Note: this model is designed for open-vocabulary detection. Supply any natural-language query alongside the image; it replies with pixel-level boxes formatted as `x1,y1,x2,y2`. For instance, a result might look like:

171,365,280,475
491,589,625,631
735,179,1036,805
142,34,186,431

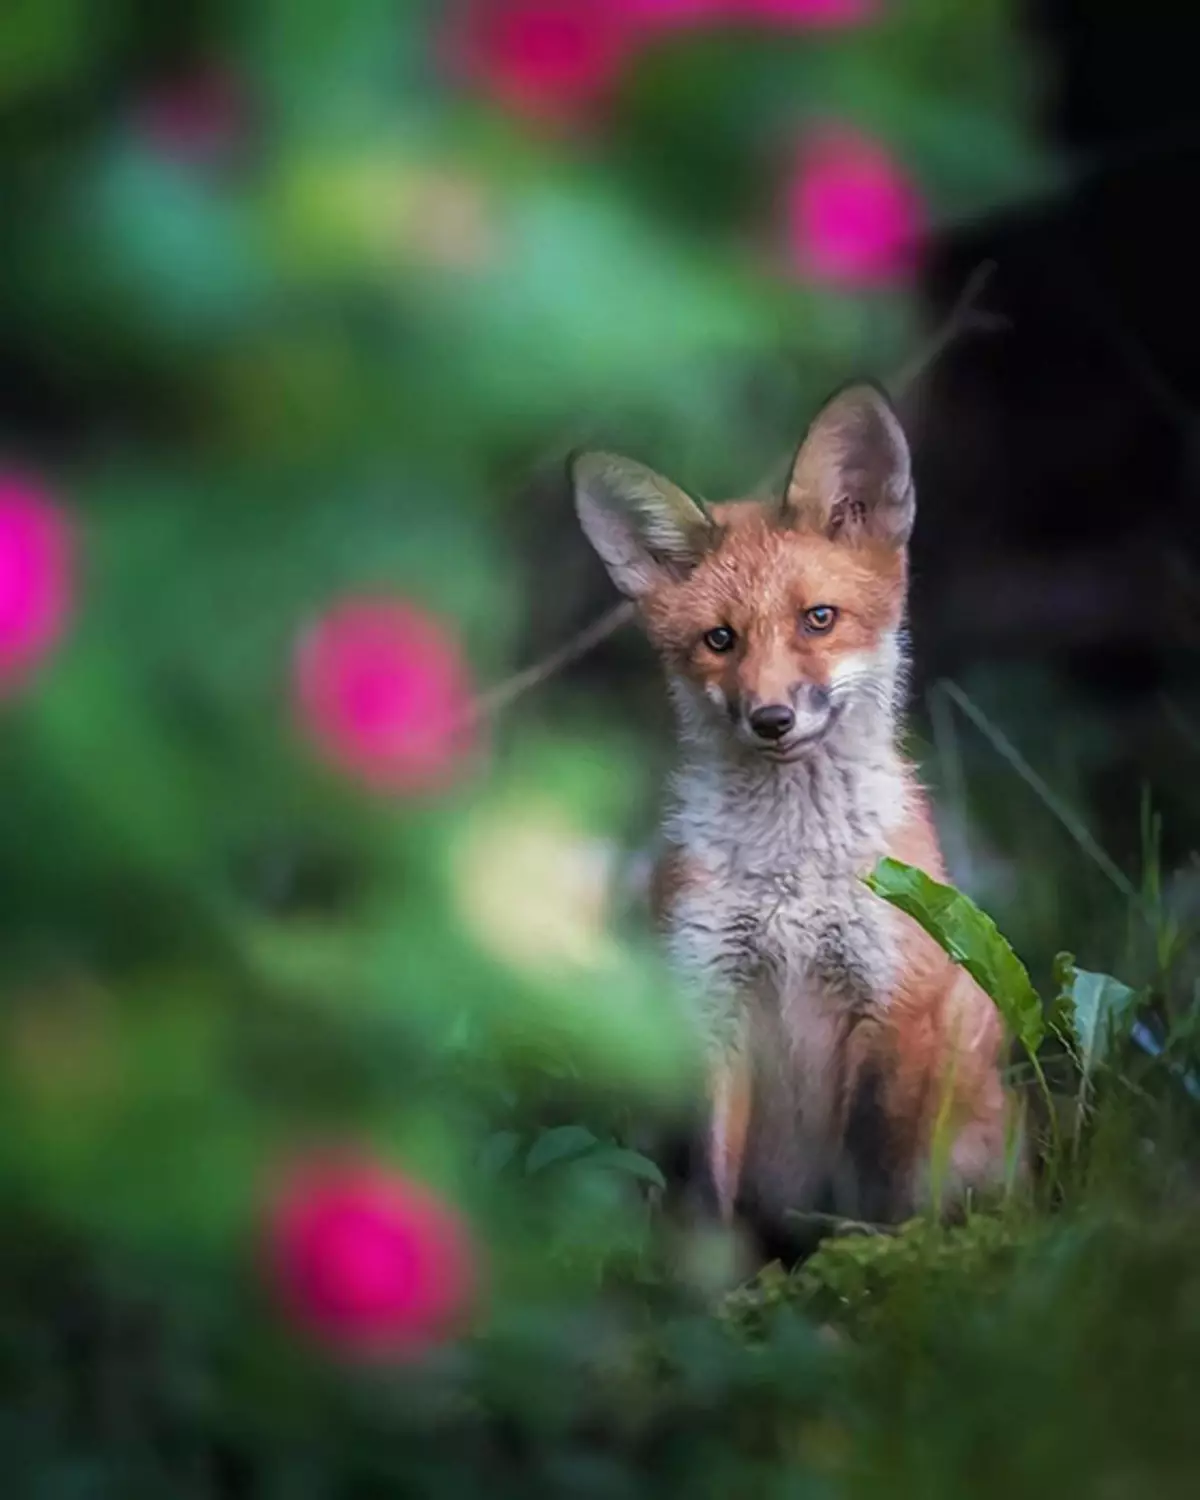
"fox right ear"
571,451,715,600
783,383,914,548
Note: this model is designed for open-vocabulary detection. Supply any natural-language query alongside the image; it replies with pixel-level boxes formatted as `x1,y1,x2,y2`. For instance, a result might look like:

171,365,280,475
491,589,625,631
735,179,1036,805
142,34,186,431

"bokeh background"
2,2,1199,1495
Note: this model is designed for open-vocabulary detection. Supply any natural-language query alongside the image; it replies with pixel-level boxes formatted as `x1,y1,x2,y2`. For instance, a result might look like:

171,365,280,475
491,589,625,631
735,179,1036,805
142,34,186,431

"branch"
471,600,636,720
474,262,1003,721
889,259,1004,398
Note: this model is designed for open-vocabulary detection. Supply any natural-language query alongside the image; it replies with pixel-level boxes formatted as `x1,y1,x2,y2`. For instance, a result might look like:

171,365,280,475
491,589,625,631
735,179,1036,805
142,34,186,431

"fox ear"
783,383,914,548
571,451,715,599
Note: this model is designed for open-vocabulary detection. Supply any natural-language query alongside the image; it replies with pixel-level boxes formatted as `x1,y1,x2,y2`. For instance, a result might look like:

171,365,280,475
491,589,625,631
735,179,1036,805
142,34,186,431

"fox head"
571,384,913,763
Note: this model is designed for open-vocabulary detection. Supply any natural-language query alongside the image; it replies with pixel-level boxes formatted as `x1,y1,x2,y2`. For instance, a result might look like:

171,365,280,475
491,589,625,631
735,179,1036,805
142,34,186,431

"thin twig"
474,263,1004,721
889,260,1005,397
471,601,636,720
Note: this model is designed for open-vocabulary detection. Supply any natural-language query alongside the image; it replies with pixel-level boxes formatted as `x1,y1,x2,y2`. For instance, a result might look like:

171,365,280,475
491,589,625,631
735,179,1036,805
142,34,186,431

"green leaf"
864,857,1044,1052
1058,962,1140,1077
583,1146,667,1191
525,1125,599,1176
478,1130,521,1177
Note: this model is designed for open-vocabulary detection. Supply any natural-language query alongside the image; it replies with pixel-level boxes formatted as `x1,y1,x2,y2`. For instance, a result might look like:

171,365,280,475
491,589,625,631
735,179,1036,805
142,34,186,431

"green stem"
1028,1047,1063,1185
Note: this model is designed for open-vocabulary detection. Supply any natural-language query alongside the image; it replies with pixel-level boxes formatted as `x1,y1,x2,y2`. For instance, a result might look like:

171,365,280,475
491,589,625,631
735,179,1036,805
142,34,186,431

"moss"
720,1213,1033,1342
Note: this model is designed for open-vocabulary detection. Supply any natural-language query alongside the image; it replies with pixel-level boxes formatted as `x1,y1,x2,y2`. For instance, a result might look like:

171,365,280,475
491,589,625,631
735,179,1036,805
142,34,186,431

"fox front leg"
707,1040,752,1222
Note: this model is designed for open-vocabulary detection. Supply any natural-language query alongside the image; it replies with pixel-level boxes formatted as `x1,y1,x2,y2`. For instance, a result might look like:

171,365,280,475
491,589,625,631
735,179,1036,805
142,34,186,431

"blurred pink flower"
138,67,245,163
267,1158,476,1359
294,597,476,794
0,473,73,695
446,0,876,123
785,127,923,286
621,0,727,26
445,2,631,123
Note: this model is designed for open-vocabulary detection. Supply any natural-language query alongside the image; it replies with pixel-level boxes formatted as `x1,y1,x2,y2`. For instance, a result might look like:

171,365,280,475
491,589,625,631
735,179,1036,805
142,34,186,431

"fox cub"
571,383,1013,1253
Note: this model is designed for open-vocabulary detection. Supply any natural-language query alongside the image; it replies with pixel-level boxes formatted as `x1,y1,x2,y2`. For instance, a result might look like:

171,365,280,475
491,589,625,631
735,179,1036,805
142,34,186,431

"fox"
570,382,1016,1260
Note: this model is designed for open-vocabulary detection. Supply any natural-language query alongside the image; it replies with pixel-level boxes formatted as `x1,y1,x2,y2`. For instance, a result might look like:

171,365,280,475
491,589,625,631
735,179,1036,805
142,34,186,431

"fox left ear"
782,383,914,548
571,450,715,600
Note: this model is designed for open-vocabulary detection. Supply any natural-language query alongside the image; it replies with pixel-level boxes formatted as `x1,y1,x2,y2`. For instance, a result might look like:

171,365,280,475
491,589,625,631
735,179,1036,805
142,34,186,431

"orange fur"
645,631,1012,1225
874,783,1011,1207
642,505,907,710
709,1051,752,1222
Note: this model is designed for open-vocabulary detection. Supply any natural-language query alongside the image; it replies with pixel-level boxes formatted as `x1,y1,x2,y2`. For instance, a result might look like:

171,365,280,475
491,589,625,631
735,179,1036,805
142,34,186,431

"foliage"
2,1,1199,1497
721,1213,1031,1341
865,855,1044,1050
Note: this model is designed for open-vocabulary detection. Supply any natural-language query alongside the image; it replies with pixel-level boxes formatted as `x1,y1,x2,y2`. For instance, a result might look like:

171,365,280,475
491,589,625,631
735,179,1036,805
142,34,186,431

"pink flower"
0,473,73,695
784,127,923,286
138,67,246,164
620,0,727,27
445,0,877,123
266,1158,477,1359
444,2,630,124
294,597,476,794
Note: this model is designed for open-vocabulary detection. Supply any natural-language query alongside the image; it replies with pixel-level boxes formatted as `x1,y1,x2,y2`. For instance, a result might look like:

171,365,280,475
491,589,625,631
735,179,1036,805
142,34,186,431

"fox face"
572,384,914,762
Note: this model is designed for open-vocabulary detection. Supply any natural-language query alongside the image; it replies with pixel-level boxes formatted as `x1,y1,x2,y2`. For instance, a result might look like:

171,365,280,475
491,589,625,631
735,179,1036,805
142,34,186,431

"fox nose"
748,704,796,742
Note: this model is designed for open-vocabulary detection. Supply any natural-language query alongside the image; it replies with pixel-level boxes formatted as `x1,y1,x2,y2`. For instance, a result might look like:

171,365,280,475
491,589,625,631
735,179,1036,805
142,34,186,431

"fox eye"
702,625,737,654
803,605,838,635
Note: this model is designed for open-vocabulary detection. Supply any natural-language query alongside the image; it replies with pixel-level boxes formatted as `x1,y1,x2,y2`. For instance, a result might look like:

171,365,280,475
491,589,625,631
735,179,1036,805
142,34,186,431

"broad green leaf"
1056,960,1140,1076
864,857,1044,1051
584,1146,667,1191
525,1125,598,1176
477,1130,521,1177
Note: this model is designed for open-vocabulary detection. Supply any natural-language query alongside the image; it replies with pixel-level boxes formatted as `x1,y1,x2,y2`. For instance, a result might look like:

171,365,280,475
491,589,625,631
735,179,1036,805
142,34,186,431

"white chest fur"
664,732,906,1016
661,726,910,1212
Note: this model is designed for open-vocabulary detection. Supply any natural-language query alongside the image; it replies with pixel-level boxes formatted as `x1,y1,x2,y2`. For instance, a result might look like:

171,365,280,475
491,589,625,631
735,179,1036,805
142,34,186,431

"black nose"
748,704,795,742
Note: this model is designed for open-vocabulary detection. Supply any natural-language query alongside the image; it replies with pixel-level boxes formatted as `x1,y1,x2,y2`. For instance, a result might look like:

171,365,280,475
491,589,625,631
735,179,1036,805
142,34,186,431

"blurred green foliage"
1,2,1198,1497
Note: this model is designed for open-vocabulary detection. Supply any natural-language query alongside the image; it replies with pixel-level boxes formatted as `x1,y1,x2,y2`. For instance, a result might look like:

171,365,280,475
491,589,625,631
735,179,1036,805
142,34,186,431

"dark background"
923,0,1200,692
918,0,1200,886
